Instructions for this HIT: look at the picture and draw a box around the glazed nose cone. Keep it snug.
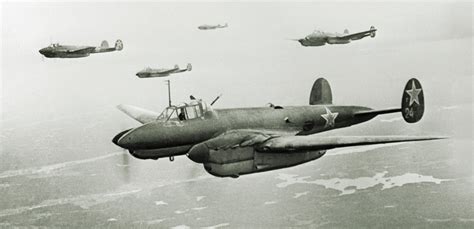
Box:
[39,48,47,55]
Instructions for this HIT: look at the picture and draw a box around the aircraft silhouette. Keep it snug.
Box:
[39,40,123,58]
[136,64,192,78]
[292,26,376,46]
[113,77,442,178]
[198,23,228,30]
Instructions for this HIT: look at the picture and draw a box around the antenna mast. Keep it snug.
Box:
[165,80,171,107]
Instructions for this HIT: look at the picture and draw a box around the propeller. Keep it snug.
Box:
[117,150,131,183]
[113,127,133,183]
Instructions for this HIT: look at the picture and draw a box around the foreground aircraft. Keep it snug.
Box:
[113,78,443,178]
[136,64,192,78]
[39,40,123,58]
[293,26,376,47]
[198,23,228,30]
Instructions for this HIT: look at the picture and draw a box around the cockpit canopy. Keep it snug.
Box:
[306,30,323,38]
[156,99,212,121]
[49,43,60,48]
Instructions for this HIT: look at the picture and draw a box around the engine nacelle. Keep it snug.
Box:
[130,145,191,160]
[327,38,350,44]
[198,146,326,178]
[350,35,365,40]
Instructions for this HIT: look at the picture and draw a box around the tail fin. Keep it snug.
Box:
[343,29,349,34]
[100,40,109,48]
[370,26,376,38]
[186,63,192,71]
[115,39,123,51]
[224,23,228,27]
[309,78,332,105]
[401,78,424,123]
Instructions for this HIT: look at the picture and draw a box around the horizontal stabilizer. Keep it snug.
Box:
[117,104,158,124]
[354,108,401,117]
[257,135,445,153]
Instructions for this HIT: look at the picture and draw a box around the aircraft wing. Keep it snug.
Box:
[189,129,444,155]
[174,69,188,73]
[117,104,159,124]
[153,68,179,74]
[338,29,376,39]
[64,46,95,53]
[257,135,444,153]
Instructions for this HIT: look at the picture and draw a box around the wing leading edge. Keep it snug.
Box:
[256,135,445,153]
[338,28,377,40]
[189,129,444,155]
[64,46,95,53]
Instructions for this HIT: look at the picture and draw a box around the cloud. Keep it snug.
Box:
[276,171,451,195]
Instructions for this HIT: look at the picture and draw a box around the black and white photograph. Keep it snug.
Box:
[1,0,473,228]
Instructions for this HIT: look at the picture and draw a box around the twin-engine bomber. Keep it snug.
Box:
[39,40,123,58]
[293,26,376,47]
[136,64,192,78]
[198,23,228,30]
[112,78,443,178]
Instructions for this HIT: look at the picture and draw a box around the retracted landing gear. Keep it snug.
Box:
[169,156,174,162]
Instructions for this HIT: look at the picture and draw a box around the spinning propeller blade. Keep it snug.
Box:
[113,127,133,183]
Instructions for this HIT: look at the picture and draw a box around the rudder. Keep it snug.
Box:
[309,78,332,105]
[115,39,123,51]
[370,26,376,38]
[100,40,109,48]
[401,78,424,123]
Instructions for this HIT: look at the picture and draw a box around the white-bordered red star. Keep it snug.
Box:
[405,80,422,106]
[321,107,338,128]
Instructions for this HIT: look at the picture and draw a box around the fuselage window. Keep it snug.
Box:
[186,106,197,119]
[165,107,178,120]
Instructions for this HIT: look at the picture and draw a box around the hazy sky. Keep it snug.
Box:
[1,1,472,128]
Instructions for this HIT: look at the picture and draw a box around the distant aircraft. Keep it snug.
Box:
[292,26,376,47]
[198,23,228,30]
[135,64,192,78]
[39,40,123,58]
[112,77,444,178]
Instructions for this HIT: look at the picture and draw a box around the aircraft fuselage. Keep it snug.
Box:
[298,29,375,47]
[117,105,375,151]
[114,105,376,177]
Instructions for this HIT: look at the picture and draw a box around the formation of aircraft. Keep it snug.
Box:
[292,26,376,47]
[112,78,443,178]
[135,63,192,78]
[39,23,441,179]
[39,40,123,58]
[198,23,228,30]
